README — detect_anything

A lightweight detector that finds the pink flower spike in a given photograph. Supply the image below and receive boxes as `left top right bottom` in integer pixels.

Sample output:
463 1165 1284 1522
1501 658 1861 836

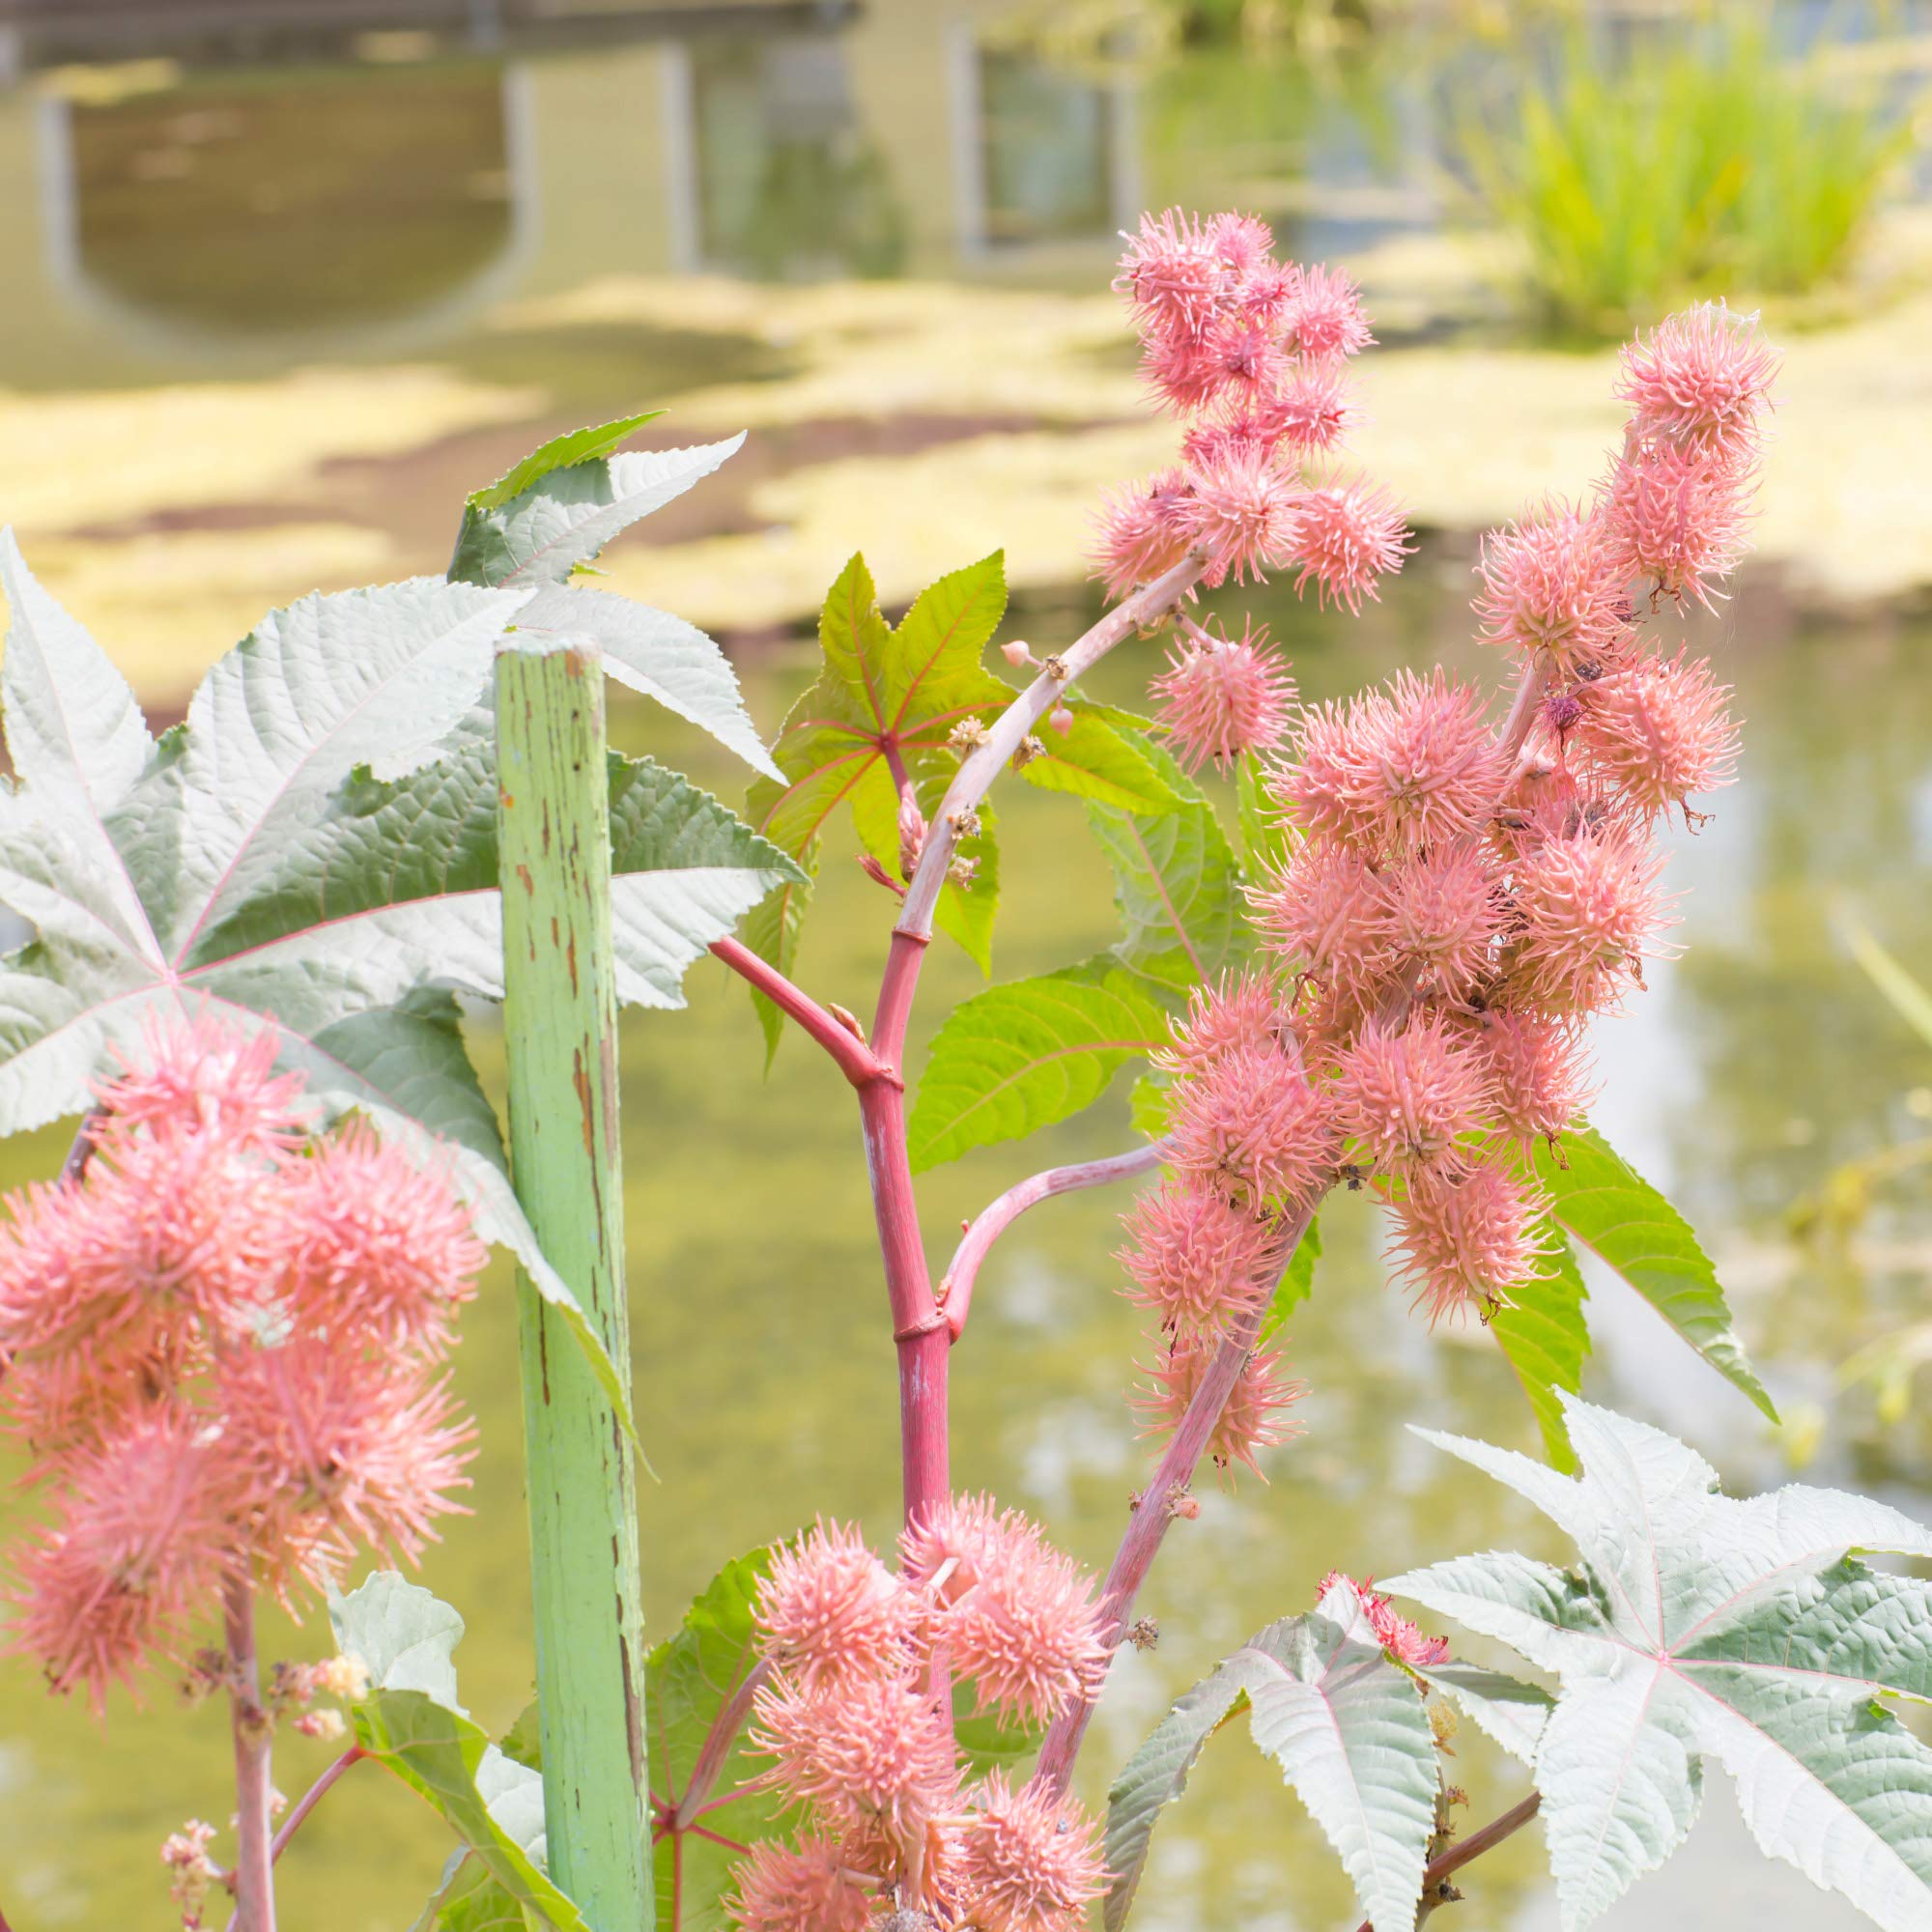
1168 1044 1337 1208
1117 1176 1280 1335
1474 497 1629 670
1317 1571 1452 1669
1577 648 1740 816
1149 618 1296 772
954 1774 1107 1932
1285 476 1411 613
1181 447 1300 588
1288 263 1374 361
1387 1160 1549 1324
1132 1333 1304 1481
755 1519 919 1692
727 1834 872 1932
1615 302 1779 457
1144 315 1289 417
1332 1015 1492 1178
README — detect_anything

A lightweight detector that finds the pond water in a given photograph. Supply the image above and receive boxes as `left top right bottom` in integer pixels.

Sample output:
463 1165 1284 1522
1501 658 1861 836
0 3 1929 1930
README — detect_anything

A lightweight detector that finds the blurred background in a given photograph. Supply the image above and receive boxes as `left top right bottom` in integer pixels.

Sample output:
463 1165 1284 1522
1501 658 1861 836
1 0 1930 1926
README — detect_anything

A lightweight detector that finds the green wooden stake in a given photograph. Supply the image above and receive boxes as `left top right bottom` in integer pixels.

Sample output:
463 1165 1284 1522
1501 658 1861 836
496 643 652 1932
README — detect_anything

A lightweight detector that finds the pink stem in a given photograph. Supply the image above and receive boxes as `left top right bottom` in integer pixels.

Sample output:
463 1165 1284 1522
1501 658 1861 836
1494 657 1547 760
1033 1203 1317 1796
1352 1792 1543 1930
671 1659 771 1830
941 1141 1173 1341
709 937 892 1091
223 1580 277 1932
895 551 1208 944
269 1747 364 1864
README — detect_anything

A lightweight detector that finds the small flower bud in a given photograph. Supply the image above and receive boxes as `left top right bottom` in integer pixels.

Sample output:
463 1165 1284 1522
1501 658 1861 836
949 854 980 890
896 793 927 881
1001 639 1035 668
1049 704 1075 737
294 1708 347 1742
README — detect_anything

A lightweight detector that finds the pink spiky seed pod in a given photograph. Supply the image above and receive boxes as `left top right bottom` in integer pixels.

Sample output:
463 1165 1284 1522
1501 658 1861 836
217 1340 475 1580
1273 696 1386 855
953 1774 1107 1932
1179 447 1300 587
1331 1015 1492 1178
1117 1175 1281 1335
1235 256 1298 332
1168 1043 1337 1208
1284 476 1411 613
899 1491 1004 1602
1149 618 1295 772
1615 302 1778 458
1205 209 1275 277
1603 438 1758 610
1158 969 1289 1076
924 1510 1108 1728
1288 263 1374 362
1317 1571 1451 1669
1144 314 1290 417
8 1409 234 1711
1503 817 1675 1018
288 1123 485 1356
1467 1010 1595 1154
751 1670 957 1849
727 1834 875 1932
1132 1333 1304 1480
97 1015 312 1156
755 1519 920 1693
1356 668 1509 857
1474 497 1629 671
1114 208 1232 344
1260 362 1362 458
1250 838 1394 1009
1387 1160 1549 1324
1089 467 1199 600
1575 648 1740 817
1384 845 1498 997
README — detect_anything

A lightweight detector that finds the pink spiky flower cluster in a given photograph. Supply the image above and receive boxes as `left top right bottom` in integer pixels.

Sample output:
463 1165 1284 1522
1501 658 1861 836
1317 1572 1450 1671
1094 210 1411 624
735 1505 1108 1932
0 1015 485 1712
1108 257 1770 1385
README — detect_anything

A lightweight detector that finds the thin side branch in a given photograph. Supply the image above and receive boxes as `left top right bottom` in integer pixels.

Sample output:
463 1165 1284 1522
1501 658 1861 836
1354 1792 1543 1931
671 1659 771 1830
940 1141 1172 1341
1033 1203 1316 1796
710 937 894 1090
895 550 1208 945
269 1747 365 1864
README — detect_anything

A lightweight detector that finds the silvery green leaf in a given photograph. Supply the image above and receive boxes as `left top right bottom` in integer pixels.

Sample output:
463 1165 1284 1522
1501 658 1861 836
1387 1393 1932 1932
1104 1582 1439 1932
1412 1660 1553 1765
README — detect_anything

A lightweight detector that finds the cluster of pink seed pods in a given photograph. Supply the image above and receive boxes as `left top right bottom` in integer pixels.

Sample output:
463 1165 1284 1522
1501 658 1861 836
1107 215 1775 1478
733 1505 1110 1932
0 1016 485 1710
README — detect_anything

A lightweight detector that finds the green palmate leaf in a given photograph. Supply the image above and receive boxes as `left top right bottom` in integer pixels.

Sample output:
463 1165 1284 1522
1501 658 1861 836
331 1576 588 1932
1104 1582 1440 1932
1492 1224 1592 1469
507 585 779 781
742 552 1177 1059
1087 732 1252 996
0 555 796 1425
1236 754 1294 878
1129 1070 1174 1139
1260 1214 1321 1342
908 958 1174 1172
449 426 744 589
952 1688 1044 1778
1387 1394 1932 1932
1531 1126 1774 1422
649 1548 795 1932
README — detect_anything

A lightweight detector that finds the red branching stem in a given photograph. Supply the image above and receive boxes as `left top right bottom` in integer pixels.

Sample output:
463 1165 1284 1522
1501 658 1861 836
270 1747 365 1864
710 937 892 1091
941 1141 1173 1342
895 550 1209 944
671 1658 771 1830
1352 1792 1544 1930
224 1580 277 1932
1032 1203 1317 1797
